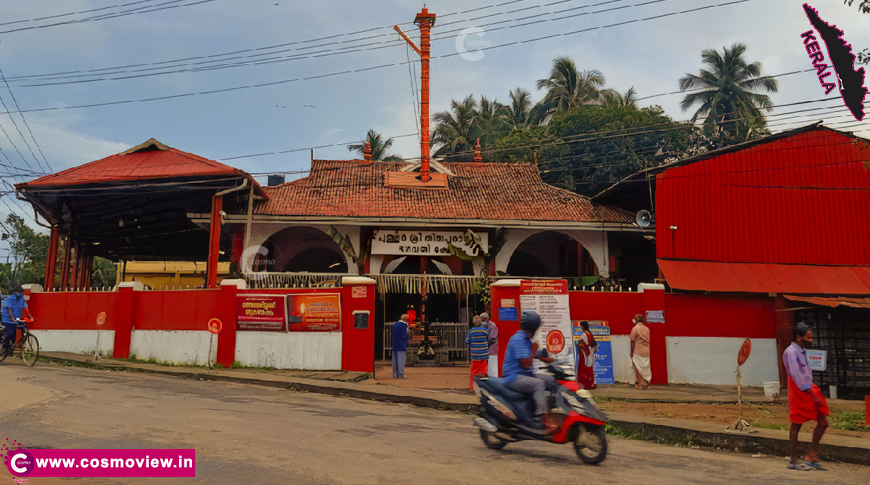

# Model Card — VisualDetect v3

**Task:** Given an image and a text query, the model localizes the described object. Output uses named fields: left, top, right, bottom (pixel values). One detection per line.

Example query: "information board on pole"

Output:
left=573, top=320, right=614, bottom=385
left=519, top=280, right=573, bottom=367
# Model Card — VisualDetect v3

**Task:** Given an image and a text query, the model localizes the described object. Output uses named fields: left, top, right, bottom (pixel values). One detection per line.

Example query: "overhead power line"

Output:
left=0, top=0, right=762, bottom=116
left=0, top=0, right=222, bottom=36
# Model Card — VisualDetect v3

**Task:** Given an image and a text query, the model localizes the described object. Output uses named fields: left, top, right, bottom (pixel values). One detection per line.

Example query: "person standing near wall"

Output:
left=482, top=312, right=499, bottom=377
left=392, top=314, right=410, bottom=379
left=784, top=323, right=829, bottom=471
left=629, top=314, right=651, bottom=390
left=576, top=320, right=598, bottom=389
left=466, top=315, right=489, bottom=391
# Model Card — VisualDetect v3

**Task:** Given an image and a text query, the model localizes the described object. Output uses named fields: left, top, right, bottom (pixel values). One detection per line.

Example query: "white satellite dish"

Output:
left=636, top=210, right=653, bottom=228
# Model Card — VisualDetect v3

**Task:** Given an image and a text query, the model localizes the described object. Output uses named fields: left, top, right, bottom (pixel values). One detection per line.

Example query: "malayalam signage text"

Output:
left=236, top=295, right=287, bottom=331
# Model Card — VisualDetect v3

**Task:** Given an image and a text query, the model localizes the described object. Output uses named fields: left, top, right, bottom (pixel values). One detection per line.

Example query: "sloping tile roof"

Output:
left=17, top=138, right=266, bottom=197
left=255, top=160, right=635, bottom=223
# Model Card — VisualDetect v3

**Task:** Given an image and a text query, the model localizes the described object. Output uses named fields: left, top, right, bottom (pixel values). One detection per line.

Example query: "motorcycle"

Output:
left=472, top=361, right=609, bottom=464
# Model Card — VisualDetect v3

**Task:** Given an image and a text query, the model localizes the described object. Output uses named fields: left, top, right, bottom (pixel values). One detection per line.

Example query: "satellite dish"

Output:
left=737, top=338, right=752, bottom=366
left=636, top=210, right=652, bottom=228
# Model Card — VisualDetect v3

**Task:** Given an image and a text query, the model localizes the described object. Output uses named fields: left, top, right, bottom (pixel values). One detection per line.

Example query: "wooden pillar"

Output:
left=44, top=225, right=59, bottom=290
left=83, top=255, right=93, bottom=289
left=206, top=195, right=223, bottom=288
left=60, top=236, right=72, bottom=290
left=73, top=245, right=85, bottom=290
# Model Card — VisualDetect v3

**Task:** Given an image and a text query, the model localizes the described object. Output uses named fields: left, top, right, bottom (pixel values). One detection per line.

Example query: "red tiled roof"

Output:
left=17, top=139, right=265, bottom=197
left=255, top=160, right=635, bottom=223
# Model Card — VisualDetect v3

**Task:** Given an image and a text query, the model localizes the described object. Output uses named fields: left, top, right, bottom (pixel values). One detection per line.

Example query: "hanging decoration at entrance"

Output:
left=373, top=274, right=477, bottom=295
left=327, top=225, right=358, bottom=263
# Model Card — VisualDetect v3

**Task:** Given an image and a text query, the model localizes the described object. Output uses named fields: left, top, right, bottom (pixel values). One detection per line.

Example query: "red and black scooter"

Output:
left=472, top=361, right=609, bottom=464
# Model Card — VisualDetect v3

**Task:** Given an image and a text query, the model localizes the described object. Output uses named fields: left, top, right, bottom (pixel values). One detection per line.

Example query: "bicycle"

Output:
left=0, top=317, right=40, bottom=367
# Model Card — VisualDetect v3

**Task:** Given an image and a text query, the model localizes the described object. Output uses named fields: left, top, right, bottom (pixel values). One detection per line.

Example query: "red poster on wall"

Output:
left=286, top=294, right=341, bottom=332
left=236, top=295, right=287, bottom=331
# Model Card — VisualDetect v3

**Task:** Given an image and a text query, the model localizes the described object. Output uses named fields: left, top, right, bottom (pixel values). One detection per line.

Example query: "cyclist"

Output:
left=2, top=285, right=34, bottom=353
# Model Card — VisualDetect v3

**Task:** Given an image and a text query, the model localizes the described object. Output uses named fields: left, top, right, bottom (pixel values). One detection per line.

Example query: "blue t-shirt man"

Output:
left=2, top=290, right=28, bottom=349
left=501, top=330, right=534, bottom=383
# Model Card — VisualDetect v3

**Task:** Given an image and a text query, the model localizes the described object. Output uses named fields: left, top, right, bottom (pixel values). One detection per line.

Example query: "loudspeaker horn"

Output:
left=636, top=210, right=652, bottom=228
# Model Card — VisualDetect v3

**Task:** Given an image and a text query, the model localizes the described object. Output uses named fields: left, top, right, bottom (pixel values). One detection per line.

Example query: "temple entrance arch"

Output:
left=499, top=229, right=608, bottom=279
left=252, top=225, right=352, bottom=274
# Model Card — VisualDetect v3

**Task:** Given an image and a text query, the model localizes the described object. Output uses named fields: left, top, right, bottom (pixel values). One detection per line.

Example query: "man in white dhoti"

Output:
left=629, top=314, right=651, bottom=389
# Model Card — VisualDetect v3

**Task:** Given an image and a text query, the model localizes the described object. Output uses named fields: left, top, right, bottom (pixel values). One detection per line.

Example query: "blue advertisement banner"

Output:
left=572, top=321, right=615, bottom=385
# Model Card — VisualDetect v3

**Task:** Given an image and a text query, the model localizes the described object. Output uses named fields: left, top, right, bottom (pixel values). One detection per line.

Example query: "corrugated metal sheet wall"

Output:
left=656, top=130, right=870, bottom=265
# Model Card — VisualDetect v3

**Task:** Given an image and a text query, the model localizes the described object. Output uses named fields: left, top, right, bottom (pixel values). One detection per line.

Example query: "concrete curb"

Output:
left=40, top=355, right=868, bottom=466
left=606, top=415, right=870, bottom=467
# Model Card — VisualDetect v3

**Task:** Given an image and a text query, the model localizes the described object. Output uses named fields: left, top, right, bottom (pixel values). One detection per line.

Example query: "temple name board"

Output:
left=371, top=230, right=488, bottom=257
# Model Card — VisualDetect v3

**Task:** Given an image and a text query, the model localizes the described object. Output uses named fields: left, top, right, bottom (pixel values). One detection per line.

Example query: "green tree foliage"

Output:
left=348, top=129, right=404, bottom=161
left=0, top=214, right=116, bottom=292
left=1, top=214, right=49, bottom=293
left=679, top=43, right=777, bottom=143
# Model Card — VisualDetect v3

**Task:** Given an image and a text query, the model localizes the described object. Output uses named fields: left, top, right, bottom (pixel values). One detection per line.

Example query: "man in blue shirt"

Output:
left=466, top=315, right=489, bottom=390
left=2, top=286, right=33, bottom=352
left=391, top=314, right=410, bottom=379
left=502, top=311, right=559, bottom=433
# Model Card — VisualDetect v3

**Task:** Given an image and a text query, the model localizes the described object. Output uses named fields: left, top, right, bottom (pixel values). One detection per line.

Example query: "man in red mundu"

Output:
left=782, top=323, right=829, bottom=471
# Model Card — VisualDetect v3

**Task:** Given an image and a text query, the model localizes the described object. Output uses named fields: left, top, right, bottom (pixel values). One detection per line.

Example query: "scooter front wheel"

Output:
left=479, top=429, right=508, bottom=450
left=573, top=425, right=607, bottom=464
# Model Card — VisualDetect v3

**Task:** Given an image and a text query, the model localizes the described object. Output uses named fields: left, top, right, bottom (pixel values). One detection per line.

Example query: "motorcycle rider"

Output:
left=501, top=311, right=561, bottom=433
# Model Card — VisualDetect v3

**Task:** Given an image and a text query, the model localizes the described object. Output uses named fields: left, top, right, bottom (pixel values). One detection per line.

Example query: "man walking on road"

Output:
left=482, top=312, right=499, bottom=377
left=392, top=314, right=410, bottom=379
left=783, top=323, right=829, bottom=471
left=466, top=315, right=489, bottom=390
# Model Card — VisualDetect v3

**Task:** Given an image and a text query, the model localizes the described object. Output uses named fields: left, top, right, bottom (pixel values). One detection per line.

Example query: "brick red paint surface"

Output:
left=665, top=293, right=775, bottom=338
left=568, top=292, right=643, bottom=335
left=27, top=285, right=376, bottom=372
left=656, top=129, right=870, bottom=267
left=256, top=160, right=634, bottom=223
left=658, top=260, right=870, bottom=294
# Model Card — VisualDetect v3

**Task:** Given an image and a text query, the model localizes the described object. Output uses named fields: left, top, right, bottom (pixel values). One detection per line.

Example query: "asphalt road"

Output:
left=1, top=361, right=868, bottom=485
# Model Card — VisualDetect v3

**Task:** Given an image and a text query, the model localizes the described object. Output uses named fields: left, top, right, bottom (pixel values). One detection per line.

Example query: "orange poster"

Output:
left=286, top=294, right=341, bottom=332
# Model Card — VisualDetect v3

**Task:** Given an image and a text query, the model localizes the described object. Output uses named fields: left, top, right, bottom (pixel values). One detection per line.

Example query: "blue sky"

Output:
left=0, top=0, right=868, bottom=234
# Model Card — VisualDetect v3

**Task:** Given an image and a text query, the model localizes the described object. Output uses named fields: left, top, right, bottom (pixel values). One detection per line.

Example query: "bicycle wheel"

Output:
left=0, top=336, right=7, bottom=363
left=21, top=334, right=39, bottom=367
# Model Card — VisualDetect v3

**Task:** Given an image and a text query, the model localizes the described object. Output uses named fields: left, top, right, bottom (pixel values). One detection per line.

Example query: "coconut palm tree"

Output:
left=601, top=87, right=639, bottom=109
left=504, top=87, right=533, bottom=128
left=431, top=94, right=479, bottom=156
left=535, top=56, right=606, bottom=123
left=679, top=43, right=778, bottom=139
left=348, top=129, right=403, bottom=161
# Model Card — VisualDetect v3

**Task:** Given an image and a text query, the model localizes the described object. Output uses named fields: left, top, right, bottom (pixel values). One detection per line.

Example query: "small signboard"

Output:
left=352, top=286, right=367, bottom=299
left=500, top=299, right=515, bottom=308
left=207, top=318, right=222, bottom=335
left=546, top=330, right=565, bottom=354
left=646, top=310, right=665, bottom=323
left=286, top=293, right=341, bottom=332
left=96, top=311, right=107, bottom=327
left=807, top=349, right=828, bottom=372
left=498, top=307, right=517, bottom=321
left=237, top=294, right=287, bottom=331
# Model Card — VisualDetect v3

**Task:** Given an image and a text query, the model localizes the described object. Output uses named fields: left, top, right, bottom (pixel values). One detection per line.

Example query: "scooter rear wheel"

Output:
left=573, top=425, right=607, bottom=464
left=479, top=429, right=508, bottom=450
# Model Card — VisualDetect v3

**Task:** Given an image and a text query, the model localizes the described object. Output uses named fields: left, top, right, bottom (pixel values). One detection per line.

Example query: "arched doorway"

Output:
left=506, top=231, right=598, bottom=278
left=259, top=226, right=349, bottom=273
